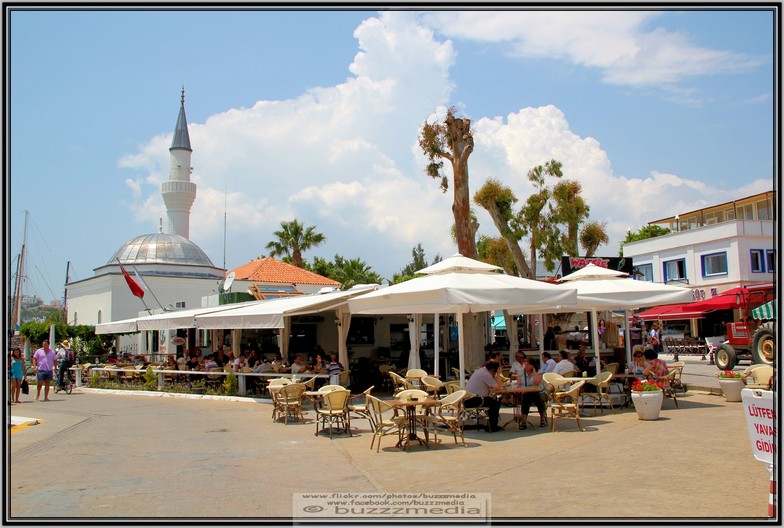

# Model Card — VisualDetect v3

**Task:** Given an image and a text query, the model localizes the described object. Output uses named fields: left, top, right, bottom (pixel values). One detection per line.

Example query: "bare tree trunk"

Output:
left=447, top=115, right=476, bottom=258
left=484, top=203, right=531, bottom=278
left=529, top=239, right=537, bottom=280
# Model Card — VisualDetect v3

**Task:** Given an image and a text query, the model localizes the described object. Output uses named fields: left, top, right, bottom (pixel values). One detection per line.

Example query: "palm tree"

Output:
left=331, top=256, right=382, bottom=289
left=265, top=219, right=325, bottom=268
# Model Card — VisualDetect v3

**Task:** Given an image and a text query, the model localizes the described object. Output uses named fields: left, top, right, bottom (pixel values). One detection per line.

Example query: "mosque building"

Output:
left=66, top=90, right=338, bottom=357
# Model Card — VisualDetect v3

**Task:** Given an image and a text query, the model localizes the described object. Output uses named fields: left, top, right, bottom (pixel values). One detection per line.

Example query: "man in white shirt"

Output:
left=290, top=356, right=308, bottom=374
left=465, top=361, right=502, bottom=432
left=553, top=350, right=576, bottom=375
left=509, top=352, right=527, bottom=380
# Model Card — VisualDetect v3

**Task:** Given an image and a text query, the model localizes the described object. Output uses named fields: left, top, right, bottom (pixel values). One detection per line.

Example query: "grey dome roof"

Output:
left=108, top=233, right=215, bottom=267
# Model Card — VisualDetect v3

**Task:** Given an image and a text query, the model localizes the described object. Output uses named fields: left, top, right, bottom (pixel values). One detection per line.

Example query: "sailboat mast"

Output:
left=11, top=210, right=29, bottom=331
left=63, top=261, right=71, bottom=325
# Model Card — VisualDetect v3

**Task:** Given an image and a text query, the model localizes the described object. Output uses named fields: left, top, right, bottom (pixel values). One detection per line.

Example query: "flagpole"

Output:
left=117, top=259, right=152, bottom=313
left=129, top=263, right=165, bottom=311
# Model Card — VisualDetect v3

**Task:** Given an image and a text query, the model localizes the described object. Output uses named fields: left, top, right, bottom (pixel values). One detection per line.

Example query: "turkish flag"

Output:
left=118, top=261, right=145, bottom=299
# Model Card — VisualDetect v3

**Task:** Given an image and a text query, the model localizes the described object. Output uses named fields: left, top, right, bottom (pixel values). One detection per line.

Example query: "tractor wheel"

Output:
left=751, top=322, right=775, bottom=365
left=715, top=344, right=737, bottom=370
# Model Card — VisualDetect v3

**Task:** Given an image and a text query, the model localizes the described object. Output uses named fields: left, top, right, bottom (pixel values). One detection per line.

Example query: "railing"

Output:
left=78, top=366, right=328, bottom=396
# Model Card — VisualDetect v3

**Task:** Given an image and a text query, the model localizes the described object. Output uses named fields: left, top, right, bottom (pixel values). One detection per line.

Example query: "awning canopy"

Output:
left=194, top=286, right=375, bottom=329
left=635, top=285, right=769, bottom=321
left=752, top=299, right=777, bottom=320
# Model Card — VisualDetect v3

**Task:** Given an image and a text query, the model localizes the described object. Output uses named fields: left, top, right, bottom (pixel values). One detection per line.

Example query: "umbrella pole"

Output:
left=591, top=308, right=600, bottom=373
left=624, top=309, right=632, bottom=367
left=434, top=312, right=440, bottom=377
left=458, top=313, right=466, bottom=388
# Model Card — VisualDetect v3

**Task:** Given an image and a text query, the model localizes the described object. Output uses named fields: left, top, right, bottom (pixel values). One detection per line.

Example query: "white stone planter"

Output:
left=719, top=378, right=744, bottom=402
left=631, top=390, right=663, bottom=420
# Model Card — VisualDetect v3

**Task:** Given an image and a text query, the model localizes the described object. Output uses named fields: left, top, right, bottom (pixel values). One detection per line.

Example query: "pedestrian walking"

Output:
left=9, top=347, right=25, bottom=404
left=32, top=339, right=57, bottom=401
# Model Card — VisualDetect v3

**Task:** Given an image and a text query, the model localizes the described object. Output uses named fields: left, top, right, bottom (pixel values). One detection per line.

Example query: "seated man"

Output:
left=519, top=359, right=547, bottom=429
left=290, top=355, right=309, bottom=375
left=509, top=352, right=527, bottom=381
left=552, top=350, right=576, bottom=376
left=539, top=351, right=557, bottom=374
left=573, top=346, right=590, bottom=374
left=252, top=356, right=272, bottom=373
left=465, top=360, right=502, bottom=432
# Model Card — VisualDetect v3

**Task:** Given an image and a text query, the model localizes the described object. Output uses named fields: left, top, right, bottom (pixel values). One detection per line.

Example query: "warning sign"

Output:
left=741, top=388, right=775, bottom=465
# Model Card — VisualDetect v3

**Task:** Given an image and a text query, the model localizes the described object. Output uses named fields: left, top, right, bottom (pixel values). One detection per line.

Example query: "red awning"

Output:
left=636, top=285, right=767, bottom=321
left=634, top=283, right=773, bottom=321
left=635, top=303, right=713, bottom=321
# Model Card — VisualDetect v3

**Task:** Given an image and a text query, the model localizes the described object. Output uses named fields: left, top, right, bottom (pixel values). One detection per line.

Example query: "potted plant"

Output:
left=191, top=379, right=207, bottom=394
left=718, top=370, right=744, bottom=402
left=630, top=379, right=664, bottom=420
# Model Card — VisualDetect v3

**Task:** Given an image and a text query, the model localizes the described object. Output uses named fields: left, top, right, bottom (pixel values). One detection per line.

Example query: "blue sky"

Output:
left=7, top=7, right=776, bottom=305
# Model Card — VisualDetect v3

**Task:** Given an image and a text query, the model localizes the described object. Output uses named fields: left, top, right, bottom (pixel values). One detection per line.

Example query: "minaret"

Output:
left=161, top=87, right=196, bottom=239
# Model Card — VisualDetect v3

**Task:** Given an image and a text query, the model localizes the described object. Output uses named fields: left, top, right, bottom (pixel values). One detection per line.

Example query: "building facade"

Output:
left=623, top=191, right=776, bottom=302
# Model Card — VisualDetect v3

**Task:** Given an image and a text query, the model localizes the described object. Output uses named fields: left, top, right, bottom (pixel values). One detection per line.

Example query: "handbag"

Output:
left=21, top=379, right=29, bottom=395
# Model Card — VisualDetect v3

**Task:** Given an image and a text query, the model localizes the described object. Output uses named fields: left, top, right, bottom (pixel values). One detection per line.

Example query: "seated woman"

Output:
left=628, top=348, right=647, bottom=375
left=642, top=348, right=668, bottom=380
left=164, top=355, right=178, bottom=369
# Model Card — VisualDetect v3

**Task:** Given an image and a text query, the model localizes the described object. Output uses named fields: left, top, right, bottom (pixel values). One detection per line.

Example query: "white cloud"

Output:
left=118, top=11, right=767, bottom=279
left=419, top=11, right=765, bottom=90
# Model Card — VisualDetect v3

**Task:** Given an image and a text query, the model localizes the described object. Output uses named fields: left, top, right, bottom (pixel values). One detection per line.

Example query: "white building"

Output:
left=623, top=191, right=775, bottom=302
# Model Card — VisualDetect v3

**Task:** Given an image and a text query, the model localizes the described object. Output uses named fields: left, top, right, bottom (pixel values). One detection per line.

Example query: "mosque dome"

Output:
left=107, top=233, right=216, bottom=267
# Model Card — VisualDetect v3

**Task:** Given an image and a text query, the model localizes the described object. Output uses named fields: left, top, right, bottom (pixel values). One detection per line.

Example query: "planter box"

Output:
left=631, top=391, right=663, bottom=420
left=718, top=378, right=744, bottom=402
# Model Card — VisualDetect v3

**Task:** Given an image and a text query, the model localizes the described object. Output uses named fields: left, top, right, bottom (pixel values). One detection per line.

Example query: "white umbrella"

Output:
left=417, top=253, right=503, bottom=274
left=347, top=258, right=578, bottom=386
left=512, top=263, right=695, bottom=368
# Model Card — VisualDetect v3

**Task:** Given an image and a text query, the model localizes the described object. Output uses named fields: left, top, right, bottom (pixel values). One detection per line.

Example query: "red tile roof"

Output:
left=229, top=258, right=340, bottom=286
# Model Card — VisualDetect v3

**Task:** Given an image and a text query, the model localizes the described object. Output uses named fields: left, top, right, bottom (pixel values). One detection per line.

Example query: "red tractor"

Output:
left=714, top=288, right=776, bottom=370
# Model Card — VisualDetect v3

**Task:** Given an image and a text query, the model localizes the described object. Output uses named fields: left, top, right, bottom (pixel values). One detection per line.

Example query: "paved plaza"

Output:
left=7, top=357, right=774, bottom=523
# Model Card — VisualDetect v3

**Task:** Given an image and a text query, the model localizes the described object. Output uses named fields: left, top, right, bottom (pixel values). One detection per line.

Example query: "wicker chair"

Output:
left=389, top=371, right=415, bottom=393
left=581, top=370, right=615, bottom=415
left=277, top=383, right=306, bottom=424
left=433, top=390, right=468, bottom=446
left=315, top=389, right=352, bottom=439
left=367, top=395, right=407, bottom=452
left=660, top=369, right=680, bottom=408
left=549, top=380, right=586, bottom=431
left=347, top=385, right=375, bottom=428
left=421, top=376, right=444, bottom=399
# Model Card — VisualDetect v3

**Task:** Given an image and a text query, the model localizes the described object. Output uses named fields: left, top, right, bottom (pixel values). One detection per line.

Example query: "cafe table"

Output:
left=493, top=385, right=541, bottom=429
left=386, top=397, right=441, bottom=450
left=611, top=373, right=644, bottom=408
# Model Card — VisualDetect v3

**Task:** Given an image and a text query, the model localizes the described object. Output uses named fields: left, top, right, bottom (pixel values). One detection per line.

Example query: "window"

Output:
left=701, top=252, right=728, bottom=277
left=726, top=208, right=736, bottom=221
left=767, top=250, right=776, bottom=273
left=663, top=259, right=686, bottom=282
left=757, top=200, right=771, bottom=221
left=750, top=250, right=765, bottom=273
left=97, top=310, right=102, bottom=324
left=634, top=264, right=654, bottom=282
left=739, top=204, right=754, bottom=220
left=347, top=316, right=375, bottom=345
